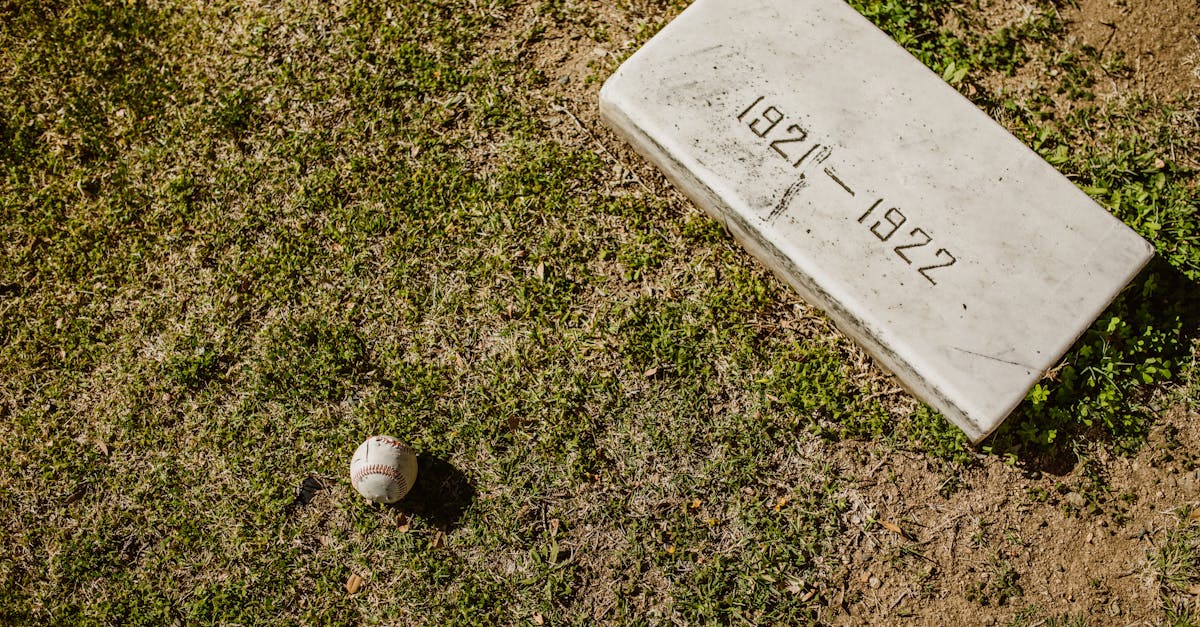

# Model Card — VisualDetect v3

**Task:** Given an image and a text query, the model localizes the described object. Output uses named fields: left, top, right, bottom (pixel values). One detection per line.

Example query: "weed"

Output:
left=966, top=553, right=1024, bottom=606
left=1152, top=509, right=1200, bottom=624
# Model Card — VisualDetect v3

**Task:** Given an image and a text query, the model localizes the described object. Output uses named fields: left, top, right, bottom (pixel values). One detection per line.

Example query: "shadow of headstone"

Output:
left=993, top=258, right=1200, bottom=474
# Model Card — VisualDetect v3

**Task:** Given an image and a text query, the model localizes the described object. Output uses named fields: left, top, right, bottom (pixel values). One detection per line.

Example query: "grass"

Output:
left=1, top=0, right=1198, bottom=623
left=1154, top=509, right=1200, bottom=625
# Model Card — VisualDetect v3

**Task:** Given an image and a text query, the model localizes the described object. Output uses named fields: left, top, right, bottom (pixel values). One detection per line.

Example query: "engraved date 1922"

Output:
left=736, top=94, right=958, bottom=286
left=856, top=200, right=957, bottom=285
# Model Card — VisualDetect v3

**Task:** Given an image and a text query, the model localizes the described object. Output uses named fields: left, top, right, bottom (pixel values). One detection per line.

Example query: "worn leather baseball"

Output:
left=350, top=435, right=418, bottom=504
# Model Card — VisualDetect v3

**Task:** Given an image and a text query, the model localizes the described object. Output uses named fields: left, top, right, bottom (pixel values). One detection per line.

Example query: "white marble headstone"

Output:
left=600, top=0, right=1154, bottom=443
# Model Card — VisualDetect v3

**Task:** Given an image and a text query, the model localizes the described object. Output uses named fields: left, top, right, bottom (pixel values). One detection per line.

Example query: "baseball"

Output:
left=350, top=435, right=418, bottom=504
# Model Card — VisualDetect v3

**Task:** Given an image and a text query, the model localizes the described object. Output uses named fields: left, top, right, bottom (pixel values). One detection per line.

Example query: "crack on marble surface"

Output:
left=951, top=347, right=1037, bottom=373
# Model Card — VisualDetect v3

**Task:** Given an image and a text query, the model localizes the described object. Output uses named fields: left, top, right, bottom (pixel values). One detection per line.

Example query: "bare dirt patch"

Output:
left=1066, top=0, right=1200, bottom=98
left=822, top=405, right=1200, bottom=624
left=954, top=0, right=1200, bottom=118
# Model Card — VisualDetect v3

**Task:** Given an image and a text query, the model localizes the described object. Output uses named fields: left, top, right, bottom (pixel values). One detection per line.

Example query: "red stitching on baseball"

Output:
left=352, top=463, right=409, bottom=495
left=372, top=437, right=414, bottom=454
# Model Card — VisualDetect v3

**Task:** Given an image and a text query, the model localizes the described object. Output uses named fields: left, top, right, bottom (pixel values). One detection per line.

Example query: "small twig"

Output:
left=861, top=387, right=906, bottom=403
left=1099, top=21, right=1117, bottom=50
left=948, top=518, right=960, bottom=558
left=865, top=458, right=888, bottom=477
left=550, top=103, right=654, bottom=194
left=899, top=544, right=938, bottom=565
left=1115, top=566, right=1144, bottom=578
left=864, top=531, right=882, bottom=550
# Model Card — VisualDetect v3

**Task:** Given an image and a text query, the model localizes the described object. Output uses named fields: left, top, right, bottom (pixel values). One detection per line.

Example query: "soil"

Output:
left=824, top=406, right=1200, bottom=625
left=1065, top=0, right=1200, bottom=98
left=492, top=1, right=1200, bottom=623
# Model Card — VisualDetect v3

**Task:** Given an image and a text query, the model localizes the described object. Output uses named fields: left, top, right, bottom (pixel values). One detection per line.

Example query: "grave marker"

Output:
left=599, top=0, right=1154, bottom=443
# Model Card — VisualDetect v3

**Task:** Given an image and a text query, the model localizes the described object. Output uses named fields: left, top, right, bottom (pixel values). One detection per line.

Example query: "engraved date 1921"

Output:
left=736, top=95, right=833, bottom=172
left=736, top=94, right=958, bottom=286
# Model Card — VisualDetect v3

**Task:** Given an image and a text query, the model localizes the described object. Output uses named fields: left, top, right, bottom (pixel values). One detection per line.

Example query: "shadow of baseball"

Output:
left=391, top=454, right=475, bottom=531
